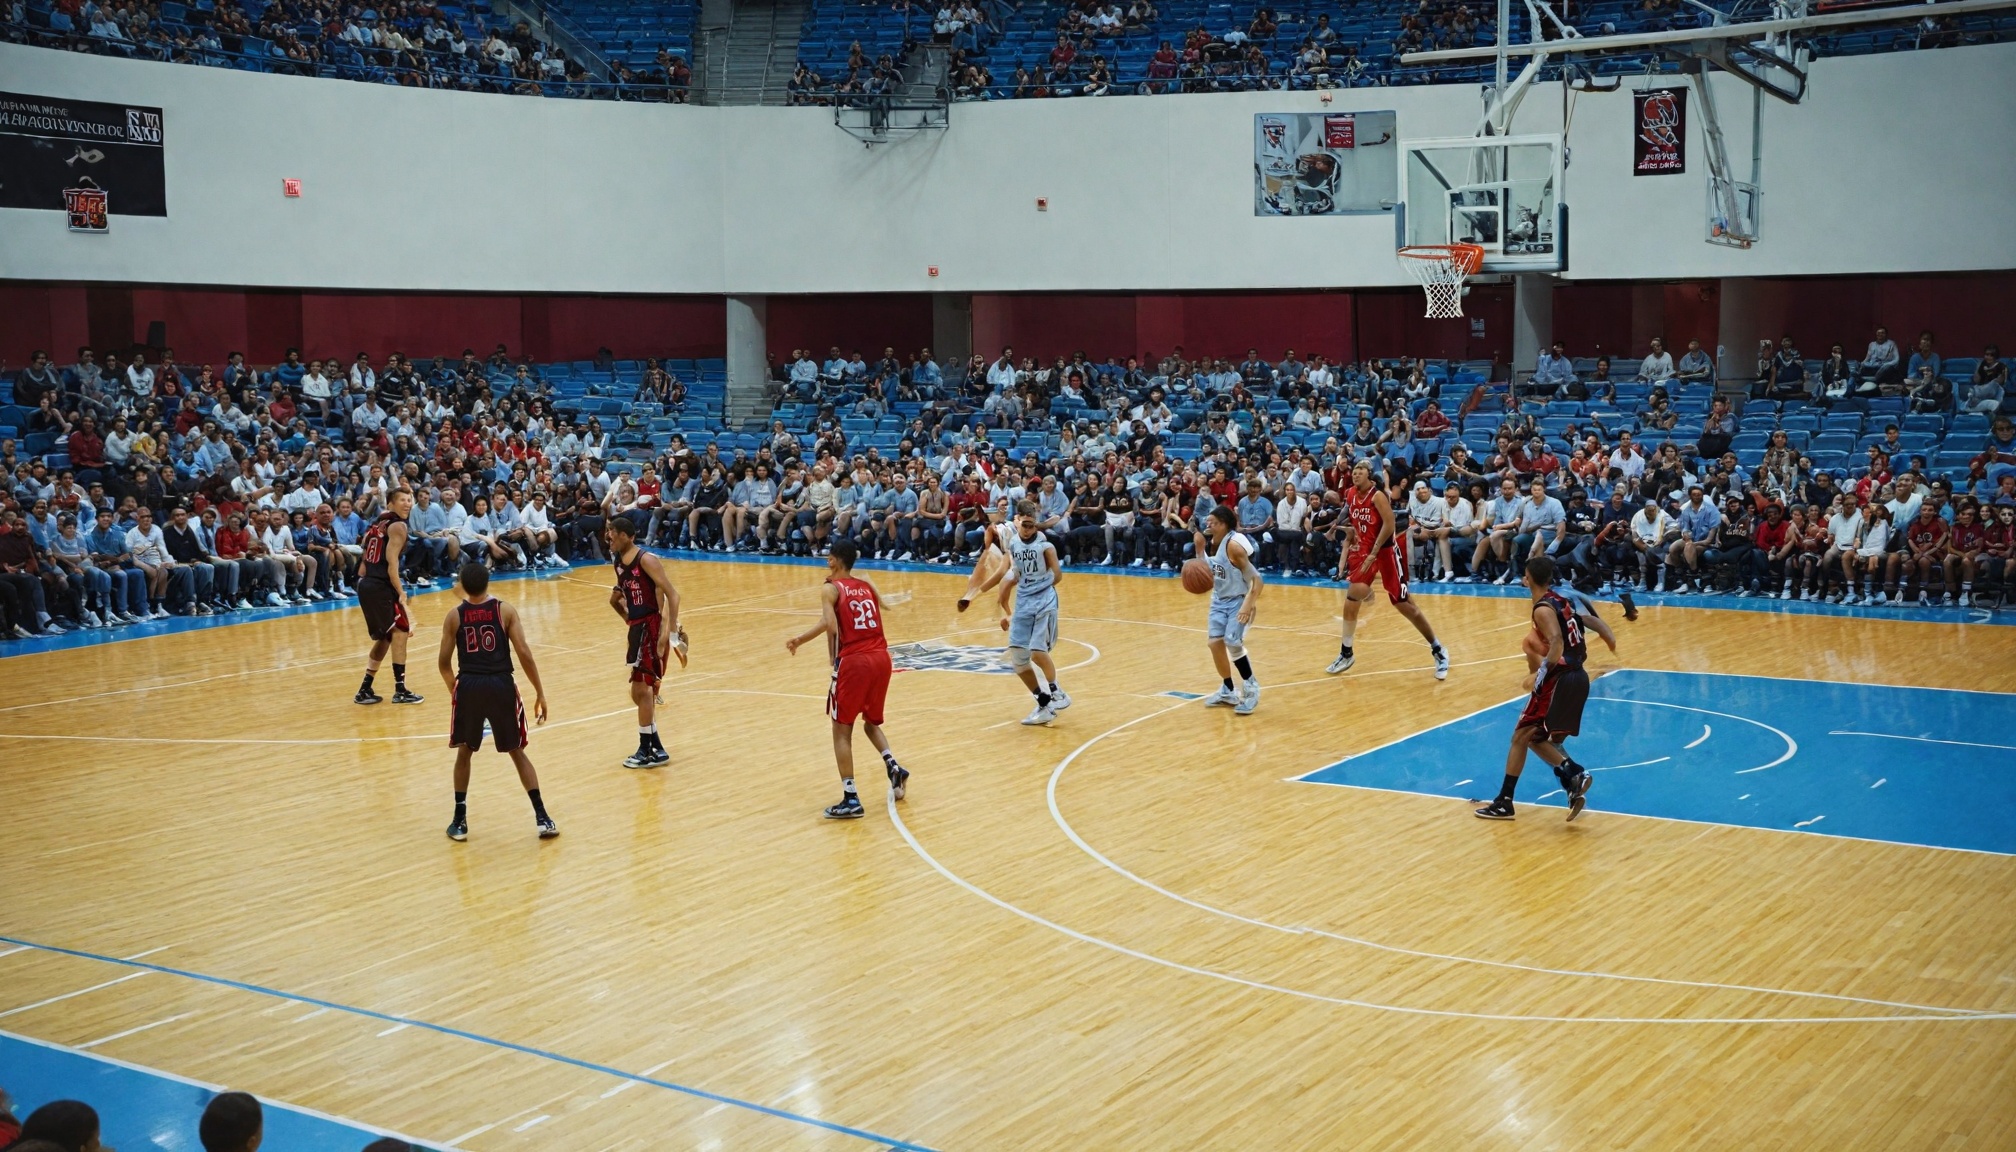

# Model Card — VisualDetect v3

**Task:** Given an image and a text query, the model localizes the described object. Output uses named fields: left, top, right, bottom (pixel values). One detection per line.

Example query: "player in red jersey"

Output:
left=606, top=515, right=684, bottom=769
left=1475, top=555, right=1595, bottom=822
left=786, top=539, right=909, bottom=820
left=355, top=487, right=423, bottom=705
left=1891, top=502, right=1950, bottom=606
left=1327, top=460, right=1449, bottom=679
left=435, top=563, right=554, bottom=841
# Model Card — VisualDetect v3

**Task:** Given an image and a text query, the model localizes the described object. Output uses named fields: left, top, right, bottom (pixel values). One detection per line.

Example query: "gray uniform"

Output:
left=1207, top=531, right=1256, bottom=647
left=1005, top=530, right=1060, bottom=653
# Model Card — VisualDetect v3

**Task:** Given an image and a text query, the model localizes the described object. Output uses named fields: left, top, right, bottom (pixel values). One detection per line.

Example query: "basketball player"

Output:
left=1194, top=504, right=1263, bottom=715
left=355, top=487, right=423, bottom=705
left=1475, top=555, right=1595, bottom=822
left=436, top=562, right=555, bottom=841
left=606, top=515, right=683, bottom=769
left=1329, top=460, right=1450, bottom=680
left=996, top=498, right=1071, bottom=726
left=785, top=539, right=909, bottom=820
left=956, top=510, right=1009, bottom=612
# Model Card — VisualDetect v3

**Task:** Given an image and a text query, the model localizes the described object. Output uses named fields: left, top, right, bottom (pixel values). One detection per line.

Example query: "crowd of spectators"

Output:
left=2, top=318, right=2010, bottom=646
left=1, top=0, right=694, bottom=101
left=0, top=1084, right=425, bottom=1152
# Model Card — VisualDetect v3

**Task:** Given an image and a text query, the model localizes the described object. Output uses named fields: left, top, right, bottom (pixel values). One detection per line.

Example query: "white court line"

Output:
left=514, top=1115, right=552, bottom=1132
left=0, top=706, right=638, bottom=746
left=76, top=1012, right=194, bottom=1050
left=1042, top=702, right=1992, bottom=1019
left=1590, top=756, right=1671, bottom=773
left=446, top=1123, right=496, bottom=1145
left=601, top=1057, right=679, bottom=1098
left=376, top=1023, right=409, bottom=1037
left=1828, top=730, right=2016, bottom=752
left=890, top=787, right=2014, bottom=1025
left=0, top=972, right=151, bottom=1019
left=1871, top=778, right=1886, bottom=789
left=1685, top=725, right=1712, bottom=749
left=0, top=651, right=361, bottom=714
left=1795, top=816, right=1827, bottom=829
left=121, top=945, right=175, bottom=961
left=0, top=947, right=31, bottom=960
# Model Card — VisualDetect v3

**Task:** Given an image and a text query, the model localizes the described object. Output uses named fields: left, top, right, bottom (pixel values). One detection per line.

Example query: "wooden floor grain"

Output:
left=3, top=559, right=2013, bottom=1150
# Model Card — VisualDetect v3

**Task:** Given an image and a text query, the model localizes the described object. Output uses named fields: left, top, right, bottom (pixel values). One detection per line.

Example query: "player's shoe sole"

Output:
left=446, top=819, right=468, bottom=841
left=391, top=689, right=425, bottom=704
left=1473, top=799, right=1516, bottom=820
left=355, top=690, right=384, bottom=705
left=536, top=816, right=560, bottom=839
left=623, top=749, right=671, bottom=769
left=824, top=798, right=865, bottom=820
left=1565, top=772, right=1592, bottom=822
left=887, top=762, right=910, bottom=802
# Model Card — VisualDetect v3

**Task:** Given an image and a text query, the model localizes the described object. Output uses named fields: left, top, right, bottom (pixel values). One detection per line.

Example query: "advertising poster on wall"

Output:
left=1632, top=88, right=1687, bottom=176
left=0, top=90, right=167, bottom=215
left=1254, top=110, right=1398, bottom=216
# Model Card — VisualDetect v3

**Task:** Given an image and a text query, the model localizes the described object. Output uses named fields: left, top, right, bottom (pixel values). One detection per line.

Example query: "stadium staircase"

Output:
left=705, top=0, right=808, bottom=105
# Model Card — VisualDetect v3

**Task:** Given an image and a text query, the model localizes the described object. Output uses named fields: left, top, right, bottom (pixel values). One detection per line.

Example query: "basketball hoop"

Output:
left=1397, top=243, right=1486, bottom=319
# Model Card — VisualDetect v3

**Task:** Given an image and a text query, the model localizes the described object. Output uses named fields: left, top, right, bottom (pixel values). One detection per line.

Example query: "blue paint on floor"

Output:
left=0, top=1030, right=425, bottom=1150
left=1298, top=670, right=2016, bottom=855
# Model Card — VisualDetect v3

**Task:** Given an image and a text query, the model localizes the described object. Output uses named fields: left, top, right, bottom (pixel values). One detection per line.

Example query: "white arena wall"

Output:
left=2, top=39, right=2012, bottom=294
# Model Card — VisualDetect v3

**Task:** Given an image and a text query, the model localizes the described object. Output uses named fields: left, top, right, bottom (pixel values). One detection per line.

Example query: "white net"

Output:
left=1397, top=245, right=1482, bottom=320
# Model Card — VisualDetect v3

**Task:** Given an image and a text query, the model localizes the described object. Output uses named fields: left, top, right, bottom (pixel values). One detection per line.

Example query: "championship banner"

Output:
left=0, top=90, right=167, bottom=215
left=1254, top=110, right=1398, bottom=216
left=64, top=179, right=109, bottom=233
left=1632, top=88, right=1686, bottom=176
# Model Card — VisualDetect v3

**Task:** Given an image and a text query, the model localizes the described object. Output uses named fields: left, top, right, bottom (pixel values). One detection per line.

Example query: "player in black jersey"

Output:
left=355, top=488, right=423, bottom=705
left=605, top=515, right=684, bottom=768
left=436, top=562, right=554, bottom=841
left=1475, top=554, right=1596, bottom=822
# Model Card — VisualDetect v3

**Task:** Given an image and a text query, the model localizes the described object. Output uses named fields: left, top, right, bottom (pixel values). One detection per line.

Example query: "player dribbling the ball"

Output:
left=1194, top=505, right=1263, bottom=714
left=786, top=539, right=910, bottom=820
left=1475, top=554, right=1595, bottom=822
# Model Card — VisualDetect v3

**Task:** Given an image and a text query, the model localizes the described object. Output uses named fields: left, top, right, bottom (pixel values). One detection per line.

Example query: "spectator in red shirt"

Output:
left=269, top=391, right=297, bottom=425
left=1746, top=501, right=1791, bottom=594
left=66, top=415, right=106, bottom=483
left=1415, top=400, right=1452, bottom=438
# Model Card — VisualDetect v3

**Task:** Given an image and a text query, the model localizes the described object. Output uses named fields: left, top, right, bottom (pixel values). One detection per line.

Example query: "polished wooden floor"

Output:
left=3, top=559, right=2014, bottom=1150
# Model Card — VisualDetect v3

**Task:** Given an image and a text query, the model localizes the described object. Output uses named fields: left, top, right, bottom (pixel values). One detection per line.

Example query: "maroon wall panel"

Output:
left=0, top=285, right=57, bottom=366
left=766, top=295, right=934, bottom=363
left=1178, top=292, right=1356, bottom=364
left=243, top=290, right=304, bottom=363
left=299, top=293, right=524, bottom=363
left=536, top=296, right=726, bottom=362
left=130, top=287, right=252, bottom=367
left=1551, top=283, right=1634, bottom=359
left=1662, top=281, right=1720, bottom=358
left=1869, top=273, right=2016, bottom=358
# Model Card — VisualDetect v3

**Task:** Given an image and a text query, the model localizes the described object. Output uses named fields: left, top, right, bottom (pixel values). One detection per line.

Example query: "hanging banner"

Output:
left=1632, top=88, right=1687, bottom=175
left=1254, top=110, right=1398, bottom=216
left=0, top=91, right=167, bottom=215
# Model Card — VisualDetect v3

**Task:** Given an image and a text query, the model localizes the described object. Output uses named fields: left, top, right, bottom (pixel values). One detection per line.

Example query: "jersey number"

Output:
left=1561, top=612, right=1584, bottom=650
left=849, top=597, right=880, bottom=633
left=463, top=627, right=498, bottom=653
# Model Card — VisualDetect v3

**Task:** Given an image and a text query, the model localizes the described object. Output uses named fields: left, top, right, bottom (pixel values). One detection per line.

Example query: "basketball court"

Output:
left=3, top=560, right=2013, bottom=1149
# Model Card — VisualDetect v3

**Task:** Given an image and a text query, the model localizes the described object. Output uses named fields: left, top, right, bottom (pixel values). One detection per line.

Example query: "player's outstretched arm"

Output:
left=786, top=583, right=838, bottom=656
left=503, top=600, right=548, bottom=724
left=436, top=606, right=459, bottom=695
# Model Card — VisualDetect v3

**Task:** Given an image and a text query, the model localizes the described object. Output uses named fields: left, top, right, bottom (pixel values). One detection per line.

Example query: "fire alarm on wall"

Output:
left=1318, top=90, right=1333, bottom=104
left=282, top=178, right=302, bottom=197
left=1035, top=197, right=1048, bottom=211
left=928, top=265, right=939, bottom=277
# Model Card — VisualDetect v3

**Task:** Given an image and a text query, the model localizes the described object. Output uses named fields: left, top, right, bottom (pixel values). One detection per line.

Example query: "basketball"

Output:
left=1181, top=559, right=1214, bottom=594
left=1523, top=628, right=1548, bottom=663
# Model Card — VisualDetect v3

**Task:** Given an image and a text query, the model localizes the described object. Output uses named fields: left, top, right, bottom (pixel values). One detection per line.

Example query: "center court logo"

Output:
left=888, top=641, right=1011, bottom=675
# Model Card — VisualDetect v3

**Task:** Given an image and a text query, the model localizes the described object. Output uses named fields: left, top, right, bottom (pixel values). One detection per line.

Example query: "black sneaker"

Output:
left=1619, top=589, right=1638, bottom=621
left=824, top=795, right=865, bottom=820
left=1565, top=772, right=1593, bottom=822
left=536, top=815, right=560, bottom=839
left=886, top=760, right=910, bottom=802
left=1473, top=798, right=1516, bottom=820
left=622, top=746, right=670, bottom=769
left=391, top=687, right=425, bottom=705
left=446, top=818, right=468, bottom=841
left=355, top=687, right=384, bottom=705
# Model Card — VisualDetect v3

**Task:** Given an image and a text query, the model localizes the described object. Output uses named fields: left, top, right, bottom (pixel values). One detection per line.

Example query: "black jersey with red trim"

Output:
left=455, top=598, right=514, bottom=676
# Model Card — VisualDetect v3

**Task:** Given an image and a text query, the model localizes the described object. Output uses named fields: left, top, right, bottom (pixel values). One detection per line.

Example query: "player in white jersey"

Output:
left=1195, top=504, right=1264, bottom=714
left=997, top=498, right=1071, bottom=726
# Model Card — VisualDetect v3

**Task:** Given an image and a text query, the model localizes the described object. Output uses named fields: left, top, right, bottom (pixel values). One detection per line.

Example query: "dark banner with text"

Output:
left=1632, top=88, right=1687, bottom=176
left=0, top=90, right=167, bottom=215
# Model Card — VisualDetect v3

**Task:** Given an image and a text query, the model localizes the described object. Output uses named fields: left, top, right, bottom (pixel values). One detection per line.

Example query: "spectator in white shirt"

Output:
left=1853, top=326, right=1903, bottom=392
left=1637, top=338, right=1675, bottom=383
left=1627, top=498, right=1674, bottom=588
left=1405, top=481, right=1447, bottom=579
left=986, top=349, right=1018, bottom=394
left=301, top=360, right=336, bottom=424
left=258, top=507, right=316, bottom=602
left=1607, top=432, right=1646, bottom=489
left=124, top=506, right=173, bottom=617
left=124, top=353, right=156, bottom=404
left=349, top=354, right=376, bottom=393
left=1532, top=342, right=1578, bottom=394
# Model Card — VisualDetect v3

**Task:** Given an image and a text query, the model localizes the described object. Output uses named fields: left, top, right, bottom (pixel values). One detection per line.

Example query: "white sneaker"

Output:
left=236, top=598, right=253, bottom=610
left=1201, top=684, right=1239, bottom=707
left=1918, top=592, right=1931, bottom=607
left=82, top=609, right=103, bottom=628
left=1020, top=703, right=1056, bottom=726
left=266, top=592, right=285, bottom=607
left=1871, top=590, right=1887, bottom=605
left=1049, top=688, right=1072, bottom=710
left=1234, top=681, right=1260, bottom=715
left=122, top=611, right=147, bottom=624
left=1493, top=572, right=1512, bottom=585
left=152, top=607, right=171, bottom=619
left=1130, top=558, right=1145, bottom=568
left=1432, top=646, right=1450, bottom=680
left=1325, top=651, right=1355, bottom=675
left=1959, top=592, right=1971, bottom=608
left=898, top=552, right=914, bottom=562
left=1940, top=592, right=1953, bottom=606
left=308, top=589, right=327, bottom=601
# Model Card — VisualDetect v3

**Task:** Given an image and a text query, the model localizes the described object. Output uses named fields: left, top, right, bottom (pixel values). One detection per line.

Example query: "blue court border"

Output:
left=1, top=547, right=2003, bottom=658
left=0, top=934, right=938, bottom=1152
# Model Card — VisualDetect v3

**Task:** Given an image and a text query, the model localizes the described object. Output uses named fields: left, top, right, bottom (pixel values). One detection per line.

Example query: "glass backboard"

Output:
left=1399, top=135, right=1566, bottom=274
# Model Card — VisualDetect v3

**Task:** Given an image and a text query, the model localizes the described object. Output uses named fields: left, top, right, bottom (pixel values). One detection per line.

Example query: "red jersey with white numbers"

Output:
left=1345, top=484, right=1391, bottom=556
left=830, top=576, right=888, bottom=659
left=614, top=550, right=658, bottom=621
